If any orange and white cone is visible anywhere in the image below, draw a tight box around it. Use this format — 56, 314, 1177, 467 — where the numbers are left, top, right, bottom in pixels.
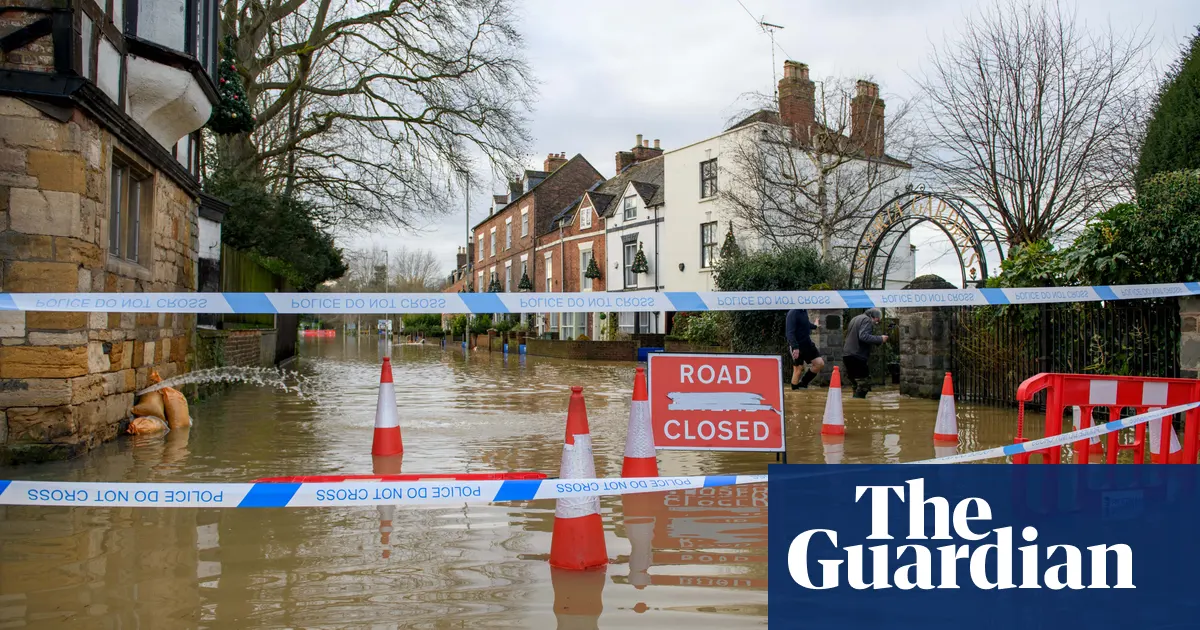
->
1070, 407, 1104, 454
934, 443, 958, 459
820, 366, 845, 436
622, 367, 658, 478
933, 373, 959, 443
821, 434, 844, 464
551, 566, 605, 630
1148, 409, 1183, 464
371, 357, 404, 456
549, 386, 607, 571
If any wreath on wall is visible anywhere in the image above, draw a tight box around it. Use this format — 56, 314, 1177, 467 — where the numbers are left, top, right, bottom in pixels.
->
518, 270, 533, 291
584, 256, 603, 280
631, 242, 649, 274
207, 37, 256, 135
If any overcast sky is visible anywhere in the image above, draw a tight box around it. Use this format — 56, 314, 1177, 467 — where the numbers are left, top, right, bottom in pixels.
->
345, 0, 1199, 284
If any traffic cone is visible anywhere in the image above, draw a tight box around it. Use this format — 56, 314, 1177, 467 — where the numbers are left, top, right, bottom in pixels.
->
1148, 410, 1183, 464
933, 373, 959, 443
549, 386, 607, 571
934, 443, 958, 459
622, 367, 658, 478
371, 357, 404, 456
821, 434, 844, 464
1070, 407, 1104, 455
820, 367, 845, 436
551, 566, 605, 630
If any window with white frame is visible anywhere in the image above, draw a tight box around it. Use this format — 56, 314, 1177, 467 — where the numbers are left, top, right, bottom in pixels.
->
505, 263, 512, 292
490, 228, 497, 256
700, 221, 718, 268
505, 218, 513, 249
580, 248, 594, 291
545, 253, 554, 291
521, 209, 529, 236
477, 233, 484, 261
623, 241, 638, 288
477, 271, 484, 293
520, 259, 528, 284
623, 195, 637, 221
561, 312, 578, 340
108, 155, 151, 265
700, 158, 718, 198
620, 312, 651, 334
580, 205, 592, 229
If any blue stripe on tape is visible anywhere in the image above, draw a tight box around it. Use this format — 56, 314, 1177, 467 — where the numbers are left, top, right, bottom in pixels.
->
0, 480, 10, 497
840, 290, 875, 309
0, 294, 16, 311
1095, 286, 1119, 301
238, 483, 301, 507
703, 475, 737, 488
980, 289, 1010, 305
224, 293, 278, 314
1001, 443, 1026, 456
1186, 282, 1200, 294
460, 293, 510, 314
665, 292, 708, 311
493, 480, 540, 502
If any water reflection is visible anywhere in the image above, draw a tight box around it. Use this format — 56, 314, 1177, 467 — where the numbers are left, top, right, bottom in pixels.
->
0, 337, 1022, 627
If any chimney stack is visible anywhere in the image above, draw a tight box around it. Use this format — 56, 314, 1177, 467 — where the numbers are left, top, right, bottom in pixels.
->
653, 139, 660, 149
456, 247, 468, 272
851, 80, 886, 157
778, 60, 816, 145
636, 133, 643, 147
630, 133, 663, 164
544, 152, 569, 172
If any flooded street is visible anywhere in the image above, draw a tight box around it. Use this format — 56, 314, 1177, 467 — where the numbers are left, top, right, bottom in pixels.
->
0, 338, 1023, 628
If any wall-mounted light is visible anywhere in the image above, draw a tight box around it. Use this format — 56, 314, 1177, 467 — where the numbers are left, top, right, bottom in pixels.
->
678, 263, 685, 272
613, 262, 619, 269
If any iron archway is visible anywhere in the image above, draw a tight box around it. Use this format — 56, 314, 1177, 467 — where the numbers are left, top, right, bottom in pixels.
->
850, 190, 1005, 289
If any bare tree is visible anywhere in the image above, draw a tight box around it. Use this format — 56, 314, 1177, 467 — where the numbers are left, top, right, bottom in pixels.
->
720, 79, 918, 261
917, 0, 1151, 247
389, 248, 443, 291
212, 0, 534, 230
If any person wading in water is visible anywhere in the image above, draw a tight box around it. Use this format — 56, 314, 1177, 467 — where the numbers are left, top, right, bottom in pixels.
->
786, 309, 824, 390
843, 308, 888, 399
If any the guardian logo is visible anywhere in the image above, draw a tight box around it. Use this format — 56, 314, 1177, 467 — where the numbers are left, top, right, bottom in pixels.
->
788, 478, 1134, 590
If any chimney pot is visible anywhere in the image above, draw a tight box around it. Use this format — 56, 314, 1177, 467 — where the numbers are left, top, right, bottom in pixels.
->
653, 139, 660, 149
636, 133, 643, 147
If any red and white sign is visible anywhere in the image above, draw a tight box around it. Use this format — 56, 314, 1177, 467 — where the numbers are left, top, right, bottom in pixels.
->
647, 353, 784, 452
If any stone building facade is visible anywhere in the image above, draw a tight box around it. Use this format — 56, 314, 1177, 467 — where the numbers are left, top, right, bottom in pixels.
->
1, 0, 220, 463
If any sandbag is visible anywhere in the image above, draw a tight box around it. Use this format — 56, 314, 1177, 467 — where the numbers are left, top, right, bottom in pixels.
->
127, 416, 168, 435
131, 390, 165, 419
160, 387, 191, 429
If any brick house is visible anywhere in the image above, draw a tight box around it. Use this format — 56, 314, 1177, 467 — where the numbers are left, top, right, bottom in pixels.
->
0, 0, 221, 462
538, 142, 664, 339
470, 153, 602, 326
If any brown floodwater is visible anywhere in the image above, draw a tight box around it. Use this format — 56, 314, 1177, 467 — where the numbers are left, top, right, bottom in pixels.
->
0, 337, 1025, 628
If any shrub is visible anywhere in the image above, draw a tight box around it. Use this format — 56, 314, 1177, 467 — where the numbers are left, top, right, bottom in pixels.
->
576, 334, 591, 341
683, 312, 729, 347
1137, 27, 1200, 188
449, 314, 467, 336
469, 314, 493, 335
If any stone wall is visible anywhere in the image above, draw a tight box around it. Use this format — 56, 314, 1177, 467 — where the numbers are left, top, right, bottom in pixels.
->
896, 306, 952, 399
1181, 297, 1200, 380
524, 339, 638, 361
0, 97, 197, 464
196, 329, 277, 370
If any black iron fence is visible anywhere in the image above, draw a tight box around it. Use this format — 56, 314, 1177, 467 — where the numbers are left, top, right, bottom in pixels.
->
948, 299, 1180, 407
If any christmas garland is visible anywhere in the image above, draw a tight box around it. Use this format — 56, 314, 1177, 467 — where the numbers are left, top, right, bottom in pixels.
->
207, 37, 256, 135
630, 242, 649, 274
584, 256, 603, 280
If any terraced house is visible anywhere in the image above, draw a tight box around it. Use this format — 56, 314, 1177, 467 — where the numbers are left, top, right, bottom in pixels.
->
0, 0, 222, 462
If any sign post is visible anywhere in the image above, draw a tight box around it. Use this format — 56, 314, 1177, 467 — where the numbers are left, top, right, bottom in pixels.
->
647, 353, 785, 460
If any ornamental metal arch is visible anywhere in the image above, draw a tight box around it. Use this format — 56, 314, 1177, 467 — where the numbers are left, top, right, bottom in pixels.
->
850, 189, 1005, 289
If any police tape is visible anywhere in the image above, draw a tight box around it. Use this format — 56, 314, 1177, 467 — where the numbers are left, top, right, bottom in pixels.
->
2, 282, 1199, 314
0, 474, 767, 508
910, 402, 1200, 464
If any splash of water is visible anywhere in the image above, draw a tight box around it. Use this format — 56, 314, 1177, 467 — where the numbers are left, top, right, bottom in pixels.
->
136, 366, 318, 400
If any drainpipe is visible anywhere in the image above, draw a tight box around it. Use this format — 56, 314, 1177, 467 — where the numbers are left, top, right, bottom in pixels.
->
654, 203, 660, 334
559, 224, 565, 336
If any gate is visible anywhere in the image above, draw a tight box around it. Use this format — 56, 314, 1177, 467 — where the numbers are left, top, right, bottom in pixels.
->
948, 299, 1181, 407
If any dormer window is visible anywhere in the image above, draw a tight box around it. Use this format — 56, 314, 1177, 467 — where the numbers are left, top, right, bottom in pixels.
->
580, 205, 592, 229
623, 195, 637, 221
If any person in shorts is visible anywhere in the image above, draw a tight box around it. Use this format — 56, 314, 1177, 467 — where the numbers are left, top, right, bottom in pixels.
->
786, 308, 824, 390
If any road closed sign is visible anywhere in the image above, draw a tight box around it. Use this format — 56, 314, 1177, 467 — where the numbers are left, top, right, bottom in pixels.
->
647, 353, 784, 452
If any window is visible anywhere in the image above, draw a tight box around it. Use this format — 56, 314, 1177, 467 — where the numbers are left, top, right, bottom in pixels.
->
521, 209, 529, 236
700, 221, 718, 268
624, 241, 638, 288
580, 249, 594, 291
108, 158, 150, 264
561, 312, 578, 340
490, 228, 497, 256
477, 271, 484, 293
623, 195, 637, 221
700, 158, 718, 198
505, 218, 513, 249
520, 260, 528, 282
477, 233, 484, 261
505, 263, 512, 292
580, 205, 592, 229
545, 254, 554, 291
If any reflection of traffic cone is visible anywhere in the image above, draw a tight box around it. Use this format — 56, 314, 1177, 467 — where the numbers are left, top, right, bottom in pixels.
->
1070, 407, 1104, 454
820, 367, 845, 435
551, 566, 605, 630
623, 492, 656, 589
1148, 410, 1183, 463
378, 504, 395, 559
550, 387, 607, 571
622, 367, 658, 478
821, 434, 844, 464
372, 358, 404, 456
933, 373, 959, 443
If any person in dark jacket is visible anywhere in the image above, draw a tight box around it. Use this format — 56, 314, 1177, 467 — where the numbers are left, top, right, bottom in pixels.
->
786, 309, 824, 390
843, 308, 888, 398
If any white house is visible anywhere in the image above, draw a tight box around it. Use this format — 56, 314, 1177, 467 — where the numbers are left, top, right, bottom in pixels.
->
602, 139, 667, 334
660, 61, 917, 295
